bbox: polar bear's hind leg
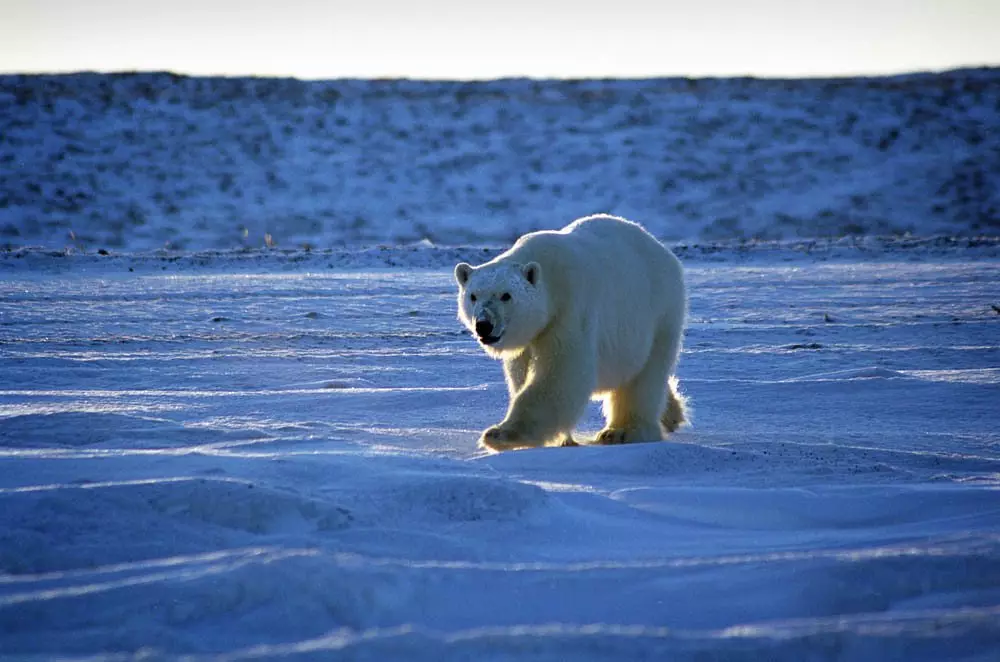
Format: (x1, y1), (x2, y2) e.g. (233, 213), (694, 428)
(595, 328), (674, 444)
(662, 375), (688, 433)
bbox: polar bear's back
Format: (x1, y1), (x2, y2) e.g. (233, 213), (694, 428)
(503, 215), (685, 390)
(515, 215), (683, 386)
(509, 214), (684, 323)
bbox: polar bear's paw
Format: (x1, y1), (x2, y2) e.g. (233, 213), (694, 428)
(595, 427), (630, 445)
(479, 425), (537, 452)
(595, 425), (662, 445)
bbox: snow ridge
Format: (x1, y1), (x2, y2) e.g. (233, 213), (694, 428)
(1, 69), (998, 251)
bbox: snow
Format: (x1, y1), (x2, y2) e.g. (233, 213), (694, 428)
(1, 68), (999, 659)
(1, 245), (998, 660)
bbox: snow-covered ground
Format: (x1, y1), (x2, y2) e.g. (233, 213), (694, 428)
(1, 69), (998, 252)
(1, 68), (998, 659)
(1, 244), (998, 660)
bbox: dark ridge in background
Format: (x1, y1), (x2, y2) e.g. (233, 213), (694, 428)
(1, 69), (997, 251)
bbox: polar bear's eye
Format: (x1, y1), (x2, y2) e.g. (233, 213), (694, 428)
(470, 294), (477, 302)
(500, 293), (512, 302)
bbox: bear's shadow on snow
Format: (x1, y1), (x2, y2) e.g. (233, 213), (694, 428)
(472, 435), (985, 486)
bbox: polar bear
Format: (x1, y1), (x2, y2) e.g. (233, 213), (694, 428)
(455, 214), (687, 452)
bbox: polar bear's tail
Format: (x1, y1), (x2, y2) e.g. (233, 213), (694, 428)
(662, 376), (689, 433)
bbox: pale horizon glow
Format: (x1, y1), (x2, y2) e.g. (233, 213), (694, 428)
(1, 0), (998, 80)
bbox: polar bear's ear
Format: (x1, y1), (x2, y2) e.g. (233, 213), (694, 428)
(455, 263), (473, 286)
(522, 262), (541, 286)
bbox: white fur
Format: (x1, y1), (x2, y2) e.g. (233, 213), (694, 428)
(455, 214), (688, 452)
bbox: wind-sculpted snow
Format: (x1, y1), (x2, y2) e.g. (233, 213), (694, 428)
(0, 250), (998, 659)
(1, 70), (998, 251)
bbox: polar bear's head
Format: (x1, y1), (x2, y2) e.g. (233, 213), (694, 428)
(454, 260), (549, 357)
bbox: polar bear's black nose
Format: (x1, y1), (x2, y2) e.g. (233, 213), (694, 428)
(475, 320), (494, 339)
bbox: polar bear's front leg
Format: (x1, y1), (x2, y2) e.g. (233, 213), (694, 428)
(502, 349), (531, 397)
(479, 424), (535, 451)
(479, 427), (579, 451)
(479, 340), (595, 452)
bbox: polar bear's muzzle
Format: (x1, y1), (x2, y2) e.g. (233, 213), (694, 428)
(474, 310), (504, 346)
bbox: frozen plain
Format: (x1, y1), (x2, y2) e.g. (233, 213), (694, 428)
(2, 66), (999, 661)
(1, 242), (999, 661)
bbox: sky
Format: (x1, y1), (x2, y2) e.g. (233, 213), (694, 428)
(1, 0), (998, 80)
